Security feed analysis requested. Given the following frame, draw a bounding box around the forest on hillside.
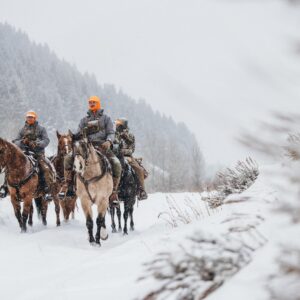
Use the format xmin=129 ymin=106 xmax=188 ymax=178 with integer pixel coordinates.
xmin=0 ymin=23 xmax=204 ymax=192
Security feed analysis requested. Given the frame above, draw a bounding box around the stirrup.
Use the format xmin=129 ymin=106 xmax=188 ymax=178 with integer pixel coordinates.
xmin=109 ymin=192 xmax=119 ymax=207
xmin=45 ymin=194 xmax=53 ymax=201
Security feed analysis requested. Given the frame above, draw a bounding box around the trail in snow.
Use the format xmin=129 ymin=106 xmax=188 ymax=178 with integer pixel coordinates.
xmin=0 ymin=193 xmax=214 ymax=300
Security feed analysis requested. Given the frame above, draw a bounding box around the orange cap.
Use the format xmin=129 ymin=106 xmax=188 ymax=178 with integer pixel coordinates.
xmin=88 ymin=96 xmax=101 ymax=112
xmin=25 ymin=111 xmax=38 ymax=119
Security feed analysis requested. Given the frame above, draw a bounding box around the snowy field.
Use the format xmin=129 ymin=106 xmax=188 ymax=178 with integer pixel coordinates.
xmin=0 ymin=166 xmax=278 ymax=300
xmin=0 ymin=193 xmax=213 ymax=300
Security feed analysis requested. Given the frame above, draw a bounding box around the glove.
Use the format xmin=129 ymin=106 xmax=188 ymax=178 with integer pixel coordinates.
xmin=22 ymin=137 xmax=29 ymax=145
xmin=101 ymin=141 xmax=112 ymax=151
xmin=28 ymin=141 xmax=37 ymax=149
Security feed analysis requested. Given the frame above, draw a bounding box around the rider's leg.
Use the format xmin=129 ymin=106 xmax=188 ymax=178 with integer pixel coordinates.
xmin=129 ymin=158 xmax=148 ymax=200
xmin=106 ymin=150 xmax=122 ymax=205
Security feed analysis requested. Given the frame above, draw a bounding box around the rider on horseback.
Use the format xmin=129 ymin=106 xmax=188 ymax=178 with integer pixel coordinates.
xmin=114 ymin=118 xmax=148 ymax=200
xmin=63 ymin=96 xmax=122 ymax=206
xmin=0 ymin=111 xmax=55 ymax=200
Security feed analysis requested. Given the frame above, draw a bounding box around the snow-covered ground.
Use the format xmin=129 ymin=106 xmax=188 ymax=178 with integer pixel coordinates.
xmin=0 ymin=165 xmax=279 ymax=300
xmin=0 ymin=193 xmax=211 ymax=300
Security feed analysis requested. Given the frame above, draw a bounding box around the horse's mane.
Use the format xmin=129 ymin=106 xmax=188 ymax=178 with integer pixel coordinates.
xmin=0 ymin=138 xmax=26 ymax=158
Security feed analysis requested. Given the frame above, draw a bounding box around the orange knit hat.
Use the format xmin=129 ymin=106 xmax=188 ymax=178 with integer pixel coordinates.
xmin=88 ymin=96 xmax=101 ymax=112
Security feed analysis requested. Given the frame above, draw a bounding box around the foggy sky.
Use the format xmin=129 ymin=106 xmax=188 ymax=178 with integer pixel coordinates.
xmin=1 ymin=0 xmax=300 ymax=165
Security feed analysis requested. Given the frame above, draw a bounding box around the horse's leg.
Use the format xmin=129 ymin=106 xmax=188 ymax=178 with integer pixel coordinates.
xmin=21 ymin=195 xmax=33 ymax=232
xmin=117 ymin=205 xmax=122 ymax=232
xmin=130 ymin=205 xmax=134 ymax=231
xmin=82 ymin=201 xmax=95 ymax=244
xmin=28 ymin=204 xmax=33 ymax=227
xmin=41 ymin=197 xmax=48 ymax=226
xmin=53 ymin=195 xmax=61 ymax=226
xmin=95 ymin=199 xmax=108 ymax=244
xmin=71 ymin=197 xmax=76 ymax=220
xmin=60 ymin=199 xmax=68 ymax=221
xmin=110 ymin=205 xmax=117 ymax=233
xmin=123 ymin=202 xmax=129 ymax=235
xmin=10 ymin=194 xmax=22 ymax=229
xmin=34 ymin=197 xmax=42 ymax=219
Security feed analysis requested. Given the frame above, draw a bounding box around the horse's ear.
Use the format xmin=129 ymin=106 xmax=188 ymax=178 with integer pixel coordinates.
xmin=68 ymin=129 xmax=74 ymax=138
xmin=56 ymin=131 xmax=61 ymax=138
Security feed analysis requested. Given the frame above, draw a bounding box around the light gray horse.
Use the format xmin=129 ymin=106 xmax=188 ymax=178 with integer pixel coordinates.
xmin=73 ymin=138 xmax=113 ymax=245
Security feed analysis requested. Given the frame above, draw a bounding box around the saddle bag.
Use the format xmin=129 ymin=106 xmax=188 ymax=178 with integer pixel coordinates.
xmin=135 ymin=157 xmax=149 ymax=179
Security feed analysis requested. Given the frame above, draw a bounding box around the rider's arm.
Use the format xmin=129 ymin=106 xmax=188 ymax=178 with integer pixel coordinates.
xmin=105 ymin=116 xmax=115 ymax=143
xmin=36 ymin=127 xmax=50 ymax=149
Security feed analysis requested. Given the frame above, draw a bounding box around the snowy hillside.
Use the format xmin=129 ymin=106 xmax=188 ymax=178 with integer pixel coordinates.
xmin=0 ymin=165 xmax=277 ymax=300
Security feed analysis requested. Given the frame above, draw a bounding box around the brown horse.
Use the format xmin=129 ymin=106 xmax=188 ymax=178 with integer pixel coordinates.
xmin=51 ymin=131 xmax=77 ymax=221
xmin=0 ymin=138 xmax=39 ymax=232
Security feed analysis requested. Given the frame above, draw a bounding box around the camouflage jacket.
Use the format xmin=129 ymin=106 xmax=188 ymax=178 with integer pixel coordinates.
xmin=115 ymin=129 xmax=135 ymax=157
xmin=13 ymin=122 xmax=50 ymax=154
xmin=77 ymin=109 xmax=115 ymax=145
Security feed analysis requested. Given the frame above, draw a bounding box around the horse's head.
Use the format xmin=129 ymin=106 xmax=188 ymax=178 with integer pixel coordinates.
xmin=56 ymin=131 xmax=73 ymax=156
xmin=73 ymin=138 xmax=90 ymax=175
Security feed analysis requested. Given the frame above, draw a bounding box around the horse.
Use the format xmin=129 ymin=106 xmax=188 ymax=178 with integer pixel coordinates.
xmin=110 ymin=155 xmax=139 ymax=235
xmin=0 ymin=138 xmax=39 ymax=232
xmin=51 ymin=131 xmax=77 ymax=221
xmin=34 ymin=131 xmax=77 ymax=225
xmin=73 ymin=136 xmax=113 ymax=245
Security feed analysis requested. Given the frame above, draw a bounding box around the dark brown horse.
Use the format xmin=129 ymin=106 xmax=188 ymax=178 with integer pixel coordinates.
xmin=0 ymin=138 xmax=39 ymax=232
xmin=51 ymin=131 xmax=77 ymax=221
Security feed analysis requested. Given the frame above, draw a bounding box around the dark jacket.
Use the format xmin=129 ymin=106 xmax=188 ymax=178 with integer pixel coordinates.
xmin=77 ymin=109 xmax=115 ymax=145
xmin=13 ymin=122 xmax=50 ymax=154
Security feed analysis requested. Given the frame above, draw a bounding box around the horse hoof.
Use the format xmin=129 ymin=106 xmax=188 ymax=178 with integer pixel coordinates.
xmin=118 ymin=227 xmax=122 ymax=232
xmin=112 ymin=228 xmax=117 ymax=233
xmin=123 ymin=231 xmax=128 ymax=235
xmin=95 ymin=240 xmax=101 ymax=246
xmin=57 ymin=222 xmax=61 ymax=227
xmin=100 ymin=227 xmax=108 ymax=240
xmin=28 ymin=222 xmax=33 ymax=227
xmin=89 ymin=238 xmax=96 ymax=244
xmin=130 ymin=226 xmax=134 ymax=231
xmin=42 ymin=221 xmax=47 ymax=226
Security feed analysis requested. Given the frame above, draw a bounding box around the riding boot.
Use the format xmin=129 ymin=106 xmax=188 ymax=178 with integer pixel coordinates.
xmin=138 ymin=188 xmax=148 ymax=201
xmin=0 ymin=180 xmax=8 ymax=198
xmin=109 ymin=177 xmax=120 ymax=206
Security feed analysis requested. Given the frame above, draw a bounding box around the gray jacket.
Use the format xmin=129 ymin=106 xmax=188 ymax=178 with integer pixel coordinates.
xmin=77 ymin=109 xmax=115 ymax=145
xmin=13 ymin=122 xmax=50 ymax=154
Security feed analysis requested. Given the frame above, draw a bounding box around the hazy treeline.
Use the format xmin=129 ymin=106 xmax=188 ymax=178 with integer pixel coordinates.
xmin=0 ymin=23 xmax=204 ymax=192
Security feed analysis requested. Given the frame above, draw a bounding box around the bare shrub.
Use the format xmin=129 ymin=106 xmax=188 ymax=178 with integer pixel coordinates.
xmin=139 ymin=230 xmax=260 ymax=300
xmin=203 ymin=158 xmax=259 ymax=208
xmin=158 ymin=195 xmax=212 ymax=228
